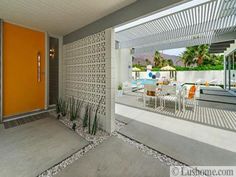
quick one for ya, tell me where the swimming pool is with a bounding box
[132,79,157,86]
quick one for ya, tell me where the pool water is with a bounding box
[132,79,157,86]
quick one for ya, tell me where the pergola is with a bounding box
[115,0,236,54]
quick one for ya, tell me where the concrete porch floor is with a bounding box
[0,116,89,177]
[1,108,236,177]
[55,136,170,177]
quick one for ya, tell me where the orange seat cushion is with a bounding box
[188,85,196,99]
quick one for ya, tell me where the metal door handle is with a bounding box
[37,52,41,82]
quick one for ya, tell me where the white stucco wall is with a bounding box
[115,48,132,89]
[176,70,224,84]
[133,70,224,84]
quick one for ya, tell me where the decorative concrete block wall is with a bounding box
[62,29,115,133]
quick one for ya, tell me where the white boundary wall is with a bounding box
[133,70,224,84]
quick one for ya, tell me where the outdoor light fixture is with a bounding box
[114,0,210,32]
[49,48,55,59]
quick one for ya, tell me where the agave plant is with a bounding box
[91,97,103,135]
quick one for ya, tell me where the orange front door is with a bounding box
[3,22,45,117]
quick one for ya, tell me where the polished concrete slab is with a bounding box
[118,120,236,166]
[0,117,89,177]
[55,136,170,177]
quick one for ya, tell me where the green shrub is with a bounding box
[118,84,122,90]
[175,65,223,71]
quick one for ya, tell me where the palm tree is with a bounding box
[181,47,195,67]
[153,51,163,67]
[145,58,151,66]
[167,59,174,66]
[181,45,209,66]
[194,44,209,65]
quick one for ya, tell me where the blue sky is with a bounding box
[161,48,186,56]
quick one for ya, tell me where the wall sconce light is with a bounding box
[49,48,55,59]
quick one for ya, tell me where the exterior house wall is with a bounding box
[133,70,224,84]
[115,48,132,89]
[62,29,115,133]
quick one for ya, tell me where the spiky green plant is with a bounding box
[69,97,79,122]
[61,99,68,117]
[77,99,84,119]
[56,98,63,119]
[83,104,89,129]
[56,98,62,114]
[88,106,91,134]
[91,97,103,135]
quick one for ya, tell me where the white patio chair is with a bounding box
[143,84,157,108]
[182,85,198,112]
[122,81,132,94]
[195,79,205,85]
[209,79,218,86]
[160,85,180,113]
[136,81,144,100]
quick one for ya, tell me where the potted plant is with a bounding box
[117,84,123,97]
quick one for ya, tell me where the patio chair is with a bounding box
[209,79,218,86]
[160,85,180,113]
[136,81,144,100]
[182,85,198,112]
[143,84,157,108]
[195,79,205,85]
[123,81,132,94]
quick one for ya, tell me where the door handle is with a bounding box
[37,52,41,82]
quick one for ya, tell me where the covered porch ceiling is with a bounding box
[115,0,236,54]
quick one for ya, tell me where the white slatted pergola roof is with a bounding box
[115,0,236,54]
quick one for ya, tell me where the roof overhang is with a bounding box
[115,0,236,54]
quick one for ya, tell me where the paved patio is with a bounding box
[116,92,236,132]
[55,136,170,177]
[118,117,236,166]
[116,104,236,153]
[0,116,89,177]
